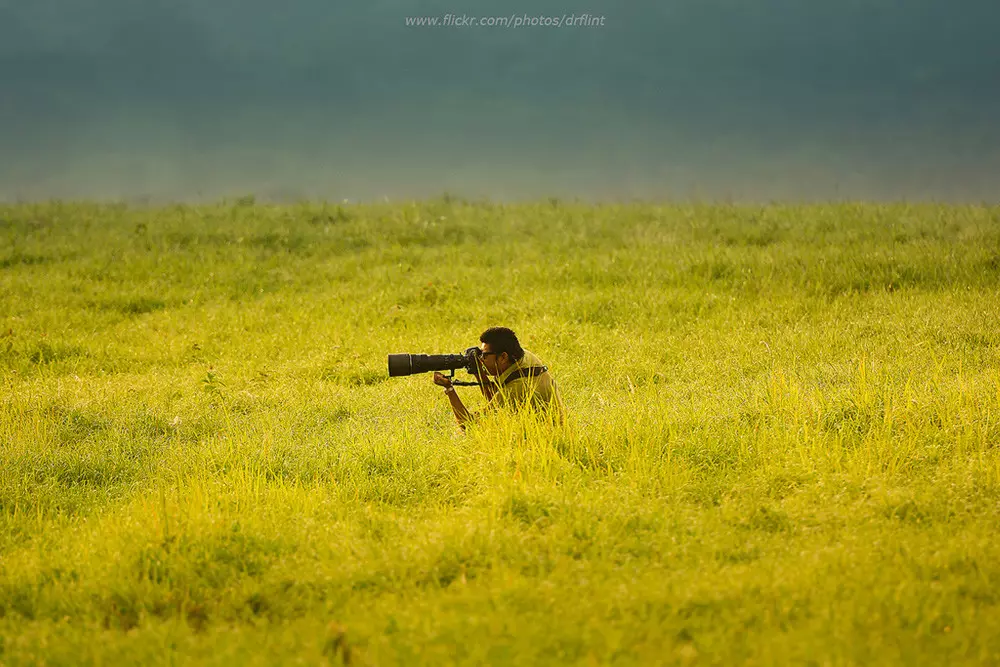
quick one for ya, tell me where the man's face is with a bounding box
[478,343,508,377]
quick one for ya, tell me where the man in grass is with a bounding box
[433,326,565,429]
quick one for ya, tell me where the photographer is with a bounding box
[433,326,565,429]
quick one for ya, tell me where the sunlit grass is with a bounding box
[1,199,999,665]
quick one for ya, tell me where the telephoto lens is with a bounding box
[386,352,471,377]
[387,354,415,377]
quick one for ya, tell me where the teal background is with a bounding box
[1,1,998,202]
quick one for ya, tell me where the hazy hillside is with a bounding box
[2,0,998,201]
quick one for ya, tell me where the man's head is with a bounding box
[478,326,524,377]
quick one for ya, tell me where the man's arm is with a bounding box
[470,358,497,401]
[478,376,497,401]
[434,372,474,430]
[445,386,474,429]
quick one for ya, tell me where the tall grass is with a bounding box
[1,199,999,665]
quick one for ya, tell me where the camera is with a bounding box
[387,346,482,383]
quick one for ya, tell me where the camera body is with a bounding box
[387,347,482,379]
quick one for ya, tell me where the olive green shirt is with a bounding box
[488,349,565,418]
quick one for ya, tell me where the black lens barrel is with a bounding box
[387,353,470,377]
[387,354,413,377]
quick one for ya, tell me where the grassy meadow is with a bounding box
[1,198,999,665]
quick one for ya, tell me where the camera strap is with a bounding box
[502,366,548,386]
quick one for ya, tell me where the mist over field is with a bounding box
[2,0,999,202]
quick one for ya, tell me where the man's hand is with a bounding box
[432,372,453,389]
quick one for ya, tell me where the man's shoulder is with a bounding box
[501,350,553,389]
[519,349,546,367]
[505,350,547,383]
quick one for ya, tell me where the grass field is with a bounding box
[1,198,999,665]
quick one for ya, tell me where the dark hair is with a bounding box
[480,326,524,362]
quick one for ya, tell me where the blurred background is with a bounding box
[1,0,998,202]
